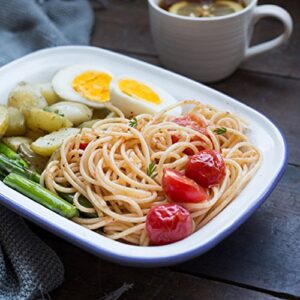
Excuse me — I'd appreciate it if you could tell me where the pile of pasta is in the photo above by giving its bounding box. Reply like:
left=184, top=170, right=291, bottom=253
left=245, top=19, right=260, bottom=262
left=41, top=100, right=261, bottom=246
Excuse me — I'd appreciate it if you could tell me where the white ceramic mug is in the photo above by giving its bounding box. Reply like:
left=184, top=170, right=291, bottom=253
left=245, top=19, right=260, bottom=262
left=148, top=0, right=293, bottom=82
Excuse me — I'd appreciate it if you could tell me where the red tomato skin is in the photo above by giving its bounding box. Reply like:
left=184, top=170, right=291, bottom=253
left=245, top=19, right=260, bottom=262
left=162, top=169, right=208, bottom=203
left=171, top=135, right=179, bottom=144
left=79, top=142, right=88, bottom=150
left=172, top=114, right=210, bottom=155
left=185, top=150, right=226, bottom=188
left=173, top=114, right=206, bottom=130
left=146, top=204, right=193, bottom=245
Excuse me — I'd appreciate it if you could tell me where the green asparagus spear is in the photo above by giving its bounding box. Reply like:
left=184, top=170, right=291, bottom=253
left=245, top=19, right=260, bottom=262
left=60, top=193, right=75, bottom=204
left=60, top=193, right=97, bottom=218
left=0, top=142, right=28, bottom=168
left=4, top=173, right=79, bottom=219
left=0, top=154, right=40, bottom=183
left=0, top=168, right=7, bottom=181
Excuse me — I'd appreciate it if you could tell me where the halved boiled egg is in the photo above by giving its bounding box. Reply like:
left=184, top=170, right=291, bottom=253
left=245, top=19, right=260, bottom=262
left=52, top=64, right=113, bottom=107
left=111, top=76, right=181, bottom=117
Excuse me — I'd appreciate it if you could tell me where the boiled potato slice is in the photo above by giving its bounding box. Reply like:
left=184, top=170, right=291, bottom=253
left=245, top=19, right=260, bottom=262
left=48, top=101, right=92, bottom=126
left=25, top=108, right=72, bottom=132
left=3, top=136, right=33, bottom=152
left=35, top=82, right=61, bottom=105
left=31, top=128, right=80, bottom=156
left=25, top=129, right=46, bottom=141
left=79, top=119, right=101, bottom=128
left=5, top=107, right=26, bottom=137
left=8, top=82, right=47, bottom=112
left=0, top=106, right=9, bottom=137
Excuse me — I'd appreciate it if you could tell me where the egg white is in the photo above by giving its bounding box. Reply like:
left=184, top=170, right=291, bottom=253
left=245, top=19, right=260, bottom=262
left=110, top=76, right=181, bottom=118
left=52, top=64, right=113, bottom=108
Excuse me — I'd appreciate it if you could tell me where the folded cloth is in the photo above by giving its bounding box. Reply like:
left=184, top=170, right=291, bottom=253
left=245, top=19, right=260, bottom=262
left=0, top=206, right=64, bottom=300
left=0, top=0, right=94, bottom=65
left=0, top=0, right=94, bottom=299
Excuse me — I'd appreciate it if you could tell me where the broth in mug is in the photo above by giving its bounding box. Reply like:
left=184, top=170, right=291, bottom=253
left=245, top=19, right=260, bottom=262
left=159, top=0, right=246, bottom=17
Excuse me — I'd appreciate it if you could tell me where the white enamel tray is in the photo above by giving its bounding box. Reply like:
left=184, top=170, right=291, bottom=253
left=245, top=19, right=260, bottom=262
left=0, top=46, right=287, bottom=267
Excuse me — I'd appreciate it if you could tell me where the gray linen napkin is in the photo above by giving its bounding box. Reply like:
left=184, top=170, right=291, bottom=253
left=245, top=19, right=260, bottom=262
left=0, top=0, right=94, bottom=65
left=0, top=0, right=94, bottom=299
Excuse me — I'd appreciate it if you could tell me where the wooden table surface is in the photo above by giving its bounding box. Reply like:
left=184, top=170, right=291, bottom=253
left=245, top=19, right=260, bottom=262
left=36, top=1, right=300, bottom=299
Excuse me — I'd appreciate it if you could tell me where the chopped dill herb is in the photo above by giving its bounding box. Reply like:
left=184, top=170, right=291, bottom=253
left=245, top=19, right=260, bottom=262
left=43, top=107, right=64, bottom=117
left=147, top=161, right=157, bottom=179
left=129, top=117, right=138, bottom=128
left=43, top=106, right=51, bottom=112
left=214, top=127, right=227, bottom=135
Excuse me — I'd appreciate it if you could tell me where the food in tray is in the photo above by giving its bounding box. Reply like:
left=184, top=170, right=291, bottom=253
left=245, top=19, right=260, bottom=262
left=52, top=64, right=113, bottom=106
left=110, top=76, right=181, bottom=117
left=0, top=65, right=261, bottom=246
left=160, top=0, right=245, bottom=18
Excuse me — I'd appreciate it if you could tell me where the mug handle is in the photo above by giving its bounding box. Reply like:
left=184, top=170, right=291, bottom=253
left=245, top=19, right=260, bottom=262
left=245, top=5, right=293, bottom=60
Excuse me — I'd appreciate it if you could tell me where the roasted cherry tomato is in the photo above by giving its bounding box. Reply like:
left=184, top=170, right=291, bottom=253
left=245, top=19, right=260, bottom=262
left=185, top=150, right=226, bottom=188
left=172, top=114, right=210, bottom=155
left=162, top=168, right=208, bottom=203
left=173, top=113, right=206, bottom=130
left=79, top=142, right=89, bottom=150
left=146, top=204, right=193, bottom=245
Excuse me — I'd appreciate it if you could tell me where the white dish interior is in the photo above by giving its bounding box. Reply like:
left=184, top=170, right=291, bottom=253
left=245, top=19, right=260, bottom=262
left=0, top=46, right=286, bottom=266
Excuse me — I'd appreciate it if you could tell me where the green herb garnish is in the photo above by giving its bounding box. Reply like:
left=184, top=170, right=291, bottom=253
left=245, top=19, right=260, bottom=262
left=214, top=127, right=227, bottom=135
left=57, top=111, right=64, bottom=117
left=147, top=162, right=157, bottom=179
left=129, top=117, right=138, bottom=128
left=43, top=106, right=51, bottom=112
left=53, top=109, right=64, bottom=117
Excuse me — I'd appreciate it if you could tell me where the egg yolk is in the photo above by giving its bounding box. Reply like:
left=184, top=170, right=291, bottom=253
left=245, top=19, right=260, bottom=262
left=118, top=79, right=161, bottom=105
left=72, top=71, right=112, bottom=102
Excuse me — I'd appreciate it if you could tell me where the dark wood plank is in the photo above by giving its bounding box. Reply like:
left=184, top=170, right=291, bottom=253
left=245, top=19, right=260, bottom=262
left=242, top=0, right=300, bottom=79
left=91, top=0, right=300, bottom=79
left=175, top=164, right=300, bottom=297
left=41, top=233, right=280, bottom=300
left=91, top=0, right=155, bottom=56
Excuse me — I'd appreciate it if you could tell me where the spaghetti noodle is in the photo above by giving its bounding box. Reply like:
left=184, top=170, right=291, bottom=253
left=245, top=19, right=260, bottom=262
left=41, top=100, right=261, bottom=246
